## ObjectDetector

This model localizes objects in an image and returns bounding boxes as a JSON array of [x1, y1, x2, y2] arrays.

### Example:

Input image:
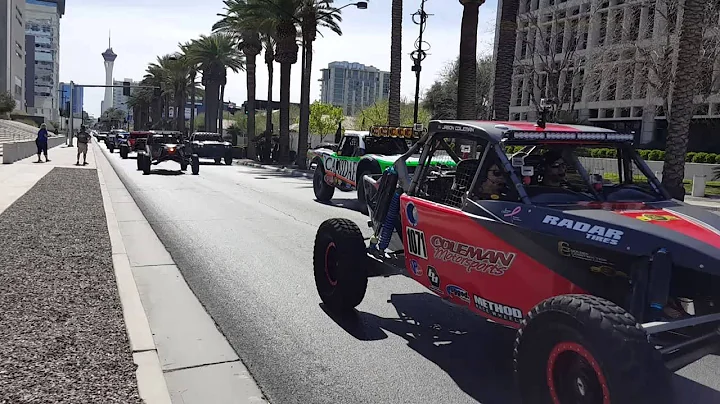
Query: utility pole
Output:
[[411, 0, 430, 124], [68, 81, 74, 147]]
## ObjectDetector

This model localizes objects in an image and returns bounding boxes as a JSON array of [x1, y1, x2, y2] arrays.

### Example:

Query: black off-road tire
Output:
[[313, 218, 368, 312], [136, 153, 144, 170], [356, 169, 375, 215], [313, 164, 335, 202], [191, 154, 200, 175], [224, 152, 232, 165], [120, 145, 129, 159], [215, 157, 222, 164], [514, 294, 671, 404], [108, 145, 115, 153]]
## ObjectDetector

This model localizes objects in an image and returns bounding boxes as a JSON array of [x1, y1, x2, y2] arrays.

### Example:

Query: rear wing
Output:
[[502, 130, 634, 143]]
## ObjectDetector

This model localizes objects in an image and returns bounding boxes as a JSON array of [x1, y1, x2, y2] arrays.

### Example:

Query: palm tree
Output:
[[456, 0, 485, 120], [185, 33, 245, 132], [661, 0, 705, 201], [127, 87, 153, 130], [144, 56, 173, 128], [490, 0, 516, 121], [164, 52, 194, 132], [263, 34, 276, 162], [180, 41, 201, 134], [230, 0, 301, 164], [388, 0, 402, 126], [214, 1, 262, 156], [296, 1, 342, 168]]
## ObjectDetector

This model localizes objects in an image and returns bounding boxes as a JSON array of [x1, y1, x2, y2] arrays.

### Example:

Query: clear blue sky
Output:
[[59, 0, 498, 117]]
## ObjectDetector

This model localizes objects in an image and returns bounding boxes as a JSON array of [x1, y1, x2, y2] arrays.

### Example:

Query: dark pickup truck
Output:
[[188, 132, 233, 165]]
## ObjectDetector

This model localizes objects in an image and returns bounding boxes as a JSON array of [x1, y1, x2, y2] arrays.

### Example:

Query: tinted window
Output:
[[363, 136, 409, 155], [194, 134, 223, 142]]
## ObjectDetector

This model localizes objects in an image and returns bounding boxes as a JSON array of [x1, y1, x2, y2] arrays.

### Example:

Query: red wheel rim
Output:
[[324, 242, 338, 286], [547, 342, 610, 404]]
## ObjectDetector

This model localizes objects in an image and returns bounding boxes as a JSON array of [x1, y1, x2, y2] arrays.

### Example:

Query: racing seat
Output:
[[446, 159, 480, 207]]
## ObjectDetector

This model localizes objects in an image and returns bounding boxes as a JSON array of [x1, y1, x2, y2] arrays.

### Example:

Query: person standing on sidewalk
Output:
[[35, 123, 50, 163], [76, 125, 90, 166]]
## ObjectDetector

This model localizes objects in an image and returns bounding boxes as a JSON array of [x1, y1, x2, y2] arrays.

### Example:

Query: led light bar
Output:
[[507, 131, 634, 142], [368, 125, 419, 139]]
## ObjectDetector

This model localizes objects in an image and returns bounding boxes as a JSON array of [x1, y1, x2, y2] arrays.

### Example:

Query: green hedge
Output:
[[504, 145, 720, 163]]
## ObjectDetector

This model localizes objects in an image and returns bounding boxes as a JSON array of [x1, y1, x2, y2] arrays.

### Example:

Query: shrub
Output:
[[648, 150, 662, 161], [715, 154, 720, 164], [639, 150, 650, 160], [686, 152, 696, 162], [693, 153, 709, 163]]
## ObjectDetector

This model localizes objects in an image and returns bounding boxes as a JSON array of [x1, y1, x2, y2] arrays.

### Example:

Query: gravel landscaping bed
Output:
[[0, 167, 141, 403]]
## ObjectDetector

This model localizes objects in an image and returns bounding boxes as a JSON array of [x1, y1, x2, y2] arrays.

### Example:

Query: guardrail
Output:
[[1, 136, 66, 164]]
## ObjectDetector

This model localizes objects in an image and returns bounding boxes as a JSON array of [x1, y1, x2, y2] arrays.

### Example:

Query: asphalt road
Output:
[[104, 147, 720, 404]]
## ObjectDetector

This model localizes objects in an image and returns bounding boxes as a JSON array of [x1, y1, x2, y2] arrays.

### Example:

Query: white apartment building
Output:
[[500, 0, 720, 149], [112, 78, 138, 125], [319, 61, 390, 116], [1, 0, 26, 112], [25, 0, 64, 122]]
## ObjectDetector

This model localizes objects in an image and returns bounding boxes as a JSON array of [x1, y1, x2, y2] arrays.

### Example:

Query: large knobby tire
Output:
[[120, 146, 129, 159], [136, 153, 143, 170], [356, 169, 375, 215], [191, 154, 200, 175], [224, 152, 232, 165], [313, 164, 335, 202], [215, 157, 222, 164], [514, 294, 671, 404], [313, 218, 368, 312], [108, 145, 114, 153]]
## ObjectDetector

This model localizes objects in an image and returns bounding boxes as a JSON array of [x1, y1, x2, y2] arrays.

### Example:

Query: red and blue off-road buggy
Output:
[[313, 119, 720, 404]]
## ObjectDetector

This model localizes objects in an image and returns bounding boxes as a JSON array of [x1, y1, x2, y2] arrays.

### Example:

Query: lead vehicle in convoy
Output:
[[137, 131, 199, 175], [314, 117, 720, 403], [310, 126, 457, 213]]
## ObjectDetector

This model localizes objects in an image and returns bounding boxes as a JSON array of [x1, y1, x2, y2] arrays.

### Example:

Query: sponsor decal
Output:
[[446, 285, 471, 303], [543, 215, 624, 246], [473, 295, 523, 323], [323, 155, 358, 185], [635, 213, 678, 222], [557, 241, 610, 265], [427, 266, 443, 294], [409, 259, 423, 276], [406, 202, 419, 226], [430, 235, 516, 276], [406, 227, 428, 259], [502, 206, 522, 222]]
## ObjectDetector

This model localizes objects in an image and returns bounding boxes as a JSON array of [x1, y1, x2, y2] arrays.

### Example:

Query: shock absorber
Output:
[[377, 190, 402, 251]]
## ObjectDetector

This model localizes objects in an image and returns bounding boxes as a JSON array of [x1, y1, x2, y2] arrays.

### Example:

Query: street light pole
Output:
[[411, 0, 430, 125], [68, 81, 74, 147]]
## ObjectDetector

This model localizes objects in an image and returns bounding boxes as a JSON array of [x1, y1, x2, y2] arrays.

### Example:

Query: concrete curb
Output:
[[92, 141, 173, 404], [237, 160, 313, 179]]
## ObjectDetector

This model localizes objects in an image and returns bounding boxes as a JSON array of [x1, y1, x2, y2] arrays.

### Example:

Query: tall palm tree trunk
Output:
[[388, 0, 403, 126], [265, 55, 274, 163], [205, 83, 220, 132], [246, 53, 257, 159], [190, 72, 197, 133], [491, 0, 516, 121], [218, 83, 225, 137], [298, 37, 312, 169], [457, 1, 481, 120], [661, 0, 704, 200], [279, 62, 292, 164], [176, 90, 185, 132]]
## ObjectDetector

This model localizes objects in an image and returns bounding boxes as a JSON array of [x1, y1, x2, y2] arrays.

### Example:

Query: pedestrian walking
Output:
[[35, 123, 50, 163], [76, 125, 90, 166]]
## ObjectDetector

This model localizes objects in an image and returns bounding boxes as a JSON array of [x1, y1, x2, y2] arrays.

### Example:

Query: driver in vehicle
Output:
[[540, 149, 568, 187], [473, 159, 508, 201]]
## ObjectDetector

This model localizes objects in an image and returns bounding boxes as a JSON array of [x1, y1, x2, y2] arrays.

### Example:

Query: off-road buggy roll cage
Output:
[[362, 119, 720, 373]]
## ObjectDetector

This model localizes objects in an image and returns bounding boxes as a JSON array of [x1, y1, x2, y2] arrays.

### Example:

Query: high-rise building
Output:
[[497, 0, 720, 147], [25, 0, 64, 122], [59, 81, 83, 115], [1, 0, 27, 113], [319, 61, 390, 116], [102, 34, 117, 114], [112, 78, 138, 123]]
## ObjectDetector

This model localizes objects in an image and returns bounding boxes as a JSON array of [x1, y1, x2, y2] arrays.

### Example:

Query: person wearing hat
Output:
[[35, 123, 50, 163], [76, 124, 90, 166], [540, 149, 569, 187]]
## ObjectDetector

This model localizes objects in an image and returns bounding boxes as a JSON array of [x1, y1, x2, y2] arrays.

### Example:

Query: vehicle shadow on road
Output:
[[313, 198, 364, 213], [143, 169, 185, 176], [321, 292, 521, 404]]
